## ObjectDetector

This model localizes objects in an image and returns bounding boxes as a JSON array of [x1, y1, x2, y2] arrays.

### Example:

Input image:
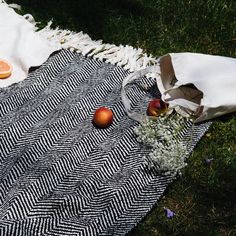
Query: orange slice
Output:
[[0, 59, 13, 79]]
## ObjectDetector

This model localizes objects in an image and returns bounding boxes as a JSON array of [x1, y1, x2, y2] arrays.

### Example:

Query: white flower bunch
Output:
[[134, 113, 190, 176]]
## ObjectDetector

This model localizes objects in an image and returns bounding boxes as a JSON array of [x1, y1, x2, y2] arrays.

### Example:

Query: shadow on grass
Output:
[[8, 0, 236, 56], [9, 0, 151, 39]]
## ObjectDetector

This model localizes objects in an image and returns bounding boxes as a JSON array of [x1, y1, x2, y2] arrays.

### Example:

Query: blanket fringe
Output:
[[0, 0, 21, 10], [37, 22, 159, 73]]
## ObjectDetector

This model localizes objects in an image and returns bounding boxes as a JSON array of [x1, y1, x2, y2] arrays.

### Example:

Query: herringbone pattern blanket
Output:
[[0, 50, 210, 235]]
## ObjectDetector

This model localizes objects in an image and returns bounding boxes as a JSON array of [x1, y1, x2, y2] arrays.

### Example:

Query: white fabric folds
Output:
[[0, 3, 61, 87], [122, 52, 236, 123]]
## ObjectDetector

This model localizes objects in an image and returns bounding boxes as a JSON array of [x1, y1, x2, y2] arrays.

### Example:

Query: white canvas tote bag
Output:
[[122, 52, 236, 123]]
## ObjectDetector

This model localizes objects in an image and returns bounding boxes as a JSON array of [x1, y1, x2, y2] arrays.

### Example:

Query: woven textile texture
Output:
[[0, 49, 210, 236]]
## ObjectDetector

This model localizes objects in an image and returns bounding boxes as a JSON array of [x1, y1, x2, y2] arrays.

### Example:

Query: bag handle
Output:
[[121, 65, 160, 122]]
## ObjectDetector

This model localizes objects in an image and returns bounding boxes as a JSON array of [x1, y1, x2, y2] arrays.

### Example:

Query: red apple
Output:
[[93, 107, 113, 128], [147, 99, 168, 117]]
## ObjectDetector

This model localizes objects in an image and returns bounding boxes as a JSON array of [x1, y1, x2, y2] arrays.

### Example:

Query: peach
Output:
[[147, 98, 168, 117], [92, 107, 113, 128]]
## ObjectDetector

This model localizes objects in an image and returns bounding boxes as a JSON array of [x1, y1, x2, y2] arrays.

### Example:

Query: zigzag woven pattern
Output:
[[0, 49, 210, 236]]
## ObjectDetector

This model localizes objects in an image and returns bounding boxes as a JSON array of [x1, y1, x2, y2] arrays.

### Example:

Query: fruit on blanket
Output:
[[147, 98, 168, 117], [93, 107, 113, 128], [0, 59, 13, 79]]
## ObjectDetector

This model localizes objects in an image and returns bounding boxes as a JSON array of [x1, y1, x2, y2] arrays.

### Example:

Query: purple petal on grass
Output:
[[205, 158, 214, 165], [164, 207, 175, 219]]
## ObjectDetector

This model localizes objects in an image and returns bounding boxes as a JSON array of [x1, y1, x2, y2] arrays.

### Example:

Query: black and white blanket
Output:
[[0, 49, 210, 236]]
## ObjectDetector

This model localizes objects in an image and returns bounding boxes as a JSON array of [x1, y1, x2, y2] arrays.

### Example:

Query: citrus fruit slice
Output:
[[0, 59, 13, 79]]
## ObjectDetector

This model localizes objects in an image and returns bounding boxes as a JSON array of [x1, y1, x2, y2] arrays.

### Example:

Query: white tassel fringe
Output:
[[37, 22, 159, 73]]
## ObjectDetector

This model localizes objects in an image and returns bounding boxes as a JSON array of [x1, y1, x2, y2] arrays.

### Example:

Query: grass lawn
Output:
[[7, 0, 236, 235]]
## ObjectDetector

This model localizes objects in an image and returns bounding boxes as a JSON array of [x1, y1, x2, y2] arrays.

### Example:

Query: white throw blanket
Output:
[[0, 2, 61, 87]]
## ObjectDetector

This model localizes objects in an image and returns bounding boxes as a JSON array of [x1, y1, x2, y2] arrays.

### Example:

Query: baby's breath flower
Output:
[[135, 113, 189, 176]]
